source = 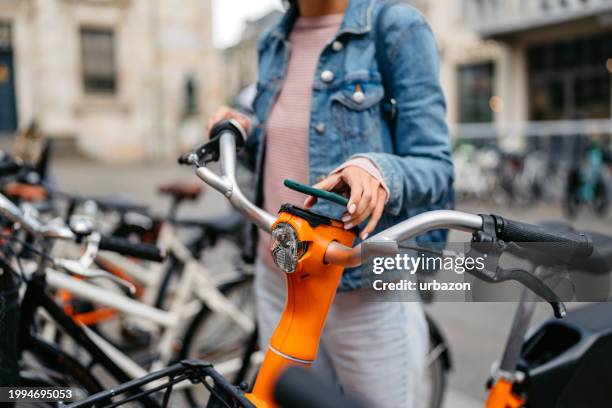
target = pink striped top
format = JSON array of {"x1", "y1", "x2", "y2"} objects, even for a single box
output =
[{"x1": 258, "y1": 14, "x2": 387, "y2": 271}]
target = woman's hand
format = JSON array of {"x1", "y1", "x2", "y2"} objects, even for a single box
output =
[
  {"x1": 303, "y1": 166, "x2": 388, "y2": 240},
  {"x1": 206, "y1": 106, "x2": 253, "y2": 136}
]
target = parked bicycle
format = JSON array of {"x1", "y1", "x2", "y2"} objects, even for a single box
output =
[
  {"x1": 65, "y1": 120, "x2": 603, "y2": 408},
  {"x1": 0, "y1": 156, "x2": 259, "y2": 407},
  {"x1": 563, "y1": 140, "x2": 611, "y2": 218}
]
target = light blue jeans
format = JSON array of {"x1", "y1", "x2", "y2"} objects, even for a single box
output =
[{"x1": 255, "y1": 260, "x2": 428, "y2": 408}]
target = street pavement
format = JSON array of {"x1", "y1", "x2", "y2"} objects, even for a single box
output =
[{"x1": 53, "y1": 159, "x2": 612, "y2": 408}]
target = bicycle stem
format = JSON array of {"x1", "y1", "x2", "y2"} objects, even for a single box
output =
[{"x1": 247, "y1": 211, "x2": 356, "y2": 408}]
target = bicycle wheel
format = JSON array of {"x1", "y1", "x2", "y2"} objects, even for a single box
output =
[
  {"x1": 420, "y1": 316, "x2": 449, "y2": 408},
  {"x1": 178, "y1": 275, "x2": 258, "y2": 407},
  {"x1": 420, "y1": 344, "x2": 447, "y2": 408},
  {"x1": 18, "y1": 336, "x2": 104, "y2": 407},
  {"x1": 593, "y1": 176, "x2": 609, "y2": 217}
]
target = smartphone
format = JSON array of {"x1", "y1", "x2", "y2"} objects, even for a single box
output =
[{"x1": 283, "y1": 179, "x2": 349, "y2": 207}]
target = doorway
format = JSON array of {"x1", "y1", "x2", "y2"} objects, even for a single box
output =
[{"x1": 0, "y1": 21, "x2": 17, "y2": 134}]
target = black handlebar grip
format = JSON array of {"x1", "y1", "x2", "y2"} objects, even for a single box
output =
[
  {"x1": 99, "y1": 235, "x2": 165, "y2": 262},
  {"x1": 209, "y1": 120, "x2": 246, "y2": 148},
  {"x1": 493, "y1": 215, "x2": 593, "y2": 259},
  {"x1": 274, "y1": 367, "x2": 367, "y2": 408},
  {"x1": 0, "y1": 159, "x2": 21, "y2": 177}
]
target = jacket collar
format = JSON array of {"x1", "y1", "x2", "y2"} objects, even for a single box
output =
[{"x1": 270, "y1": 0, "x2": 374, "y2": 41}]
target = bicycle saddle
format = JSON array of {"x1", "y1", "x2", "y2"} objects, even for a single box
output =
[
  {"x1": 157, "y1": 181, "x2": 203, "y2": 201},
  {"x1": 170, "y1": 211, "x2": 244, "y2": 236},
  {"x1": 82, "y1": 195, "x2": 149, "y2": 215}
]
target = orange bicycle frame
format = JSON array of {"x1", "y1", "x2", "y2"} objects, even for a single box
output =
[
  {"x1": 486, "y1": 378, "x2": 525, "y2": 408},
  {"x1": 246, "y1": 209, "x2": 355, "y2": 407}
]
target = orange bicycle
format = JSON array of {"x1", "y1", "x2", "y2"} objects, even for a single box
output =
[{"x1": 67, "y1": 120, "x2": 598, "y2": 408}]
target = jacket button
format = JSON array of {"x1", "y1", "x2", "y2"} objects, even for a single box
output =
[
  {"x1": 314, "y1": 123, "x2": 325, "y2": 134},
  {"x1": 353, "y1": 91, "x2": 365, "y2": 104},
  {"x1": 321, "y1": 70, "x2": 334, "y2": 83},
  {"x1": 331, "y1": 41, "x2": 343, "y2": 52}
]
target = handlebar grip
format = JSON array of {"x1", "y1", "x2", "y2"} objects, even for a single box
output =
[
  {"x1": 0, "y1": 159, "x2": 21, "y2": 177},
  {"x1": 99, "y1": 235, "x2": 165, "y2": 262},
  {"x1": 493, "y1": 215, "x2": 593, "y2": 259},
  {"x1": 274, "y1": 367, "x2": 367, "y2": 408},
  {"x1": 209, "y1": 120, "x2": 246, "y2": 148}
]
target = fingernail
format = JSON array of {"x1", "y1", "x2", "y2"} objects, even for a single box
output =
[
  {"x1": 362, "y1": 232, "x2": 369, "y2": 240},
  {"x1": 348, "y1": 203, "x2": 356, "y2": 214},
  {"x1": 344, "y1": 223, "x2": 353, "y2": 230},
  {"x1": 342, "y1": 215, "x2": 351, "y2": 222}
]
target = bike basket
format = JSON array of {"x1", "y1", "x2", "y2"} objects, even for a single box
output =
[{"x1": 62, "y1": 360, "x2": 256, "y2": 408}]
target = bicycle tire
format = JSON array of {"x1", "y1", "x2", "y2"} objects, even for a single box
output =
[
  {"x1": 422, "y1": 347, "x2": 447, "y2": 408},
  {"x1": 421, "y1": 314, "x2": 449, "y2": 408},
  {"x1": 19, "y1": 336, "x2": 104, "y2": 406},
  {"x1": 178, "y1": 275, "x2": 257, "y2": 408}
]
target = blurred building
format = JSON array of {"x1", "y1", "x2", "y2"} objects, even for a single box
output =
[
  {"x1": 218, "y1": 0, "x2": 610, "y2": 152},
  {"x1": 0, "y1": 0, "x2": 222, "y2": 162},
  {"x1": 422, "y1": 0, "x2": 612, "y2": 145},
  {"x1": 223, "y1": 10, "x2": 282, "y2": 106}
]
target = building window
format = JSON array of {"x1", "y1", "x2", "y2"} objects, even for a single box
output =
[
  {"x1": 458, "y1": 62, "x2": 495, "y2": 123},
  {"x1": 0, "y1": 21, "x2": 11, "y2": 49},
  {"x1": 80, "y1": 28, "x2": 116, "y2": 94},
  {"x1": 528, "y1": 31, "x2": 612, "y2": 120}
]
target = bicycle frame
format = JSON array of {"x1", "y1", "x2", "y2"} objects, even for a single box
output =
[
  {"x1": 485, "y1": 288, "x2": 535, "y2": 408},
  {"x1": 486, "y1": 261, "x2": 577, "y2": 408},
  {"x1": 18, "y1": 270, "x2": 160, "y2": 408},
  {"x1": 34, "y1": 259, "x2": 255, "y2": 381}
]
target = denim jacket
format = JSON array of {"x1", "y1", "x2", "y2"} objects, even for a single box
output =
[{"x1": 245, "y1": 0, "x2": 454, "y2": 291}]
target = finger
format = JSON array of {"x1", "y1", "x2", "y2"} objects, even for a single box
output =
[
  {"x1": 369, "y1": 179, "x2": 380, "y2": 214},
  {"x1": 215, "y1": 106, "x2": 231, "y2": 120},
  {"x1": 236, "y1": 115, "x2": 252, "y2": 134},
  {"x1": 312, "y1": 173, "x2": 342, "y2": 191},
  {"x1": 361, "y1": 194, "x2": 385, "y2": 240},
  {"x1": 344, "y1": 173, "x2": 363, "y2": 217},
  {"x1": 353, "y1": 177, "x2": 372, "y2": 220},
  {"x1": 303, "y1": 174, "x2": 341, "y2": 208},
  {"x1": 207, "y1": 107, "x2": 229, "y2": 134},
  {"x1": 303, "y1": 196, "x2": 317, "y2": 208},
  {"x1": 348, "y1": 180, "x2": 379, "y2": 229}
]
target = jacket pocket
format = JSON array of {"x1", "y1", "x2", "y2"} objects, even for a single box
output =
[{"x1": 330, "y1": 81, "x2": 385, "y2": 155}]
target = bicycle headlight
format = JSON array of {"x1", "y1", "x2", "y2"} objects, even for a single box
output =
[{"x1": 270, "y1": 222, "x2": 308, "y2": 273}]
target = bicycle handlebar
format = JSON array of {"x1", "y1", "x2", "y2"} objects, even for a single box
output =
[
  {"x1": 0, "y1": 191, "x2": 165, "y2": 263},
  {"x1": 180, "y1": 120, "x2": 596, "y2": 269},
  {"x1": 0, "y1": 192, "x2": 74, "y2": 239},
  {"x1": 491, "y1": 215, "x2": 593, "y2": 259},
  {"x1": 179, "y1": 121, "x2": 485, "y2": 264},
  {"x1": 0, "y1": 157, "x2": 22, "y2": 177},
  {"x1": 99, "y1": 235, "x2": 165, "y2": 262},
  {"x1": 179, "y1": 119, "x2": 276, "y2": 233}
]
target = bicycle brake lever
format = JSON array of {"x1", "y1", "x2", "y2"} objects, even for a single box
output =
[
  {"x1": 495, "y1": 267, "x2": 566, "y2": 318},
  {"x1": 55, "y1": 259, "x2": 137, "y2": 296},
  {"x1": 177, "y1": 143, "x2": 219, "y2": 167},
  {"x1": 466, "y1": 243, "x2": 566, "y2": 318},
  {"x1": 178, "y1": 120, "x2": 245, "y2": 167},
  {"x1": 54, "y1": 234, "x2": 137, "y2": 295}
]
